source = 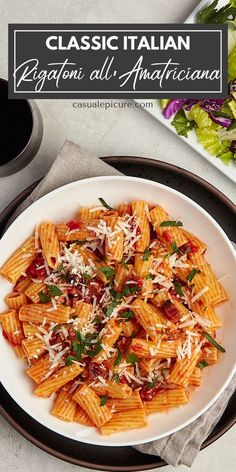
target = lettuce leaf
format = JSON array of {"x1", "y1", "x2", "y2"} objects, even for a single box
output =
[
  {"x1": 196, "y1": 127, "x2": 233, "y2": 165},
  {"x1": 188, "y1": 105, "x2": 216, "y2": 128},
  {"x1": 197, "y1": 0, "x2": 236, "y2": 24},
  {"x1": 228, "y1": 44, "x2": 236, "y2": 81},
  {"x1": 171, "y1": 110, "x2": 195, "y2": 138}
]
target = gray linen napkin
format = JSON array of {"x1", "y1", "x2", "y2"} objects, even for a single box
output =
[{"x1": 8, "y1": 140, "x2": 236, "y2": 467}]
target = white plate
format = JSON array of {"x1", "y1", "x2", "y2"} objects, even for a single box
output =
[
  {"x1": 0, "y1": 176, "x2": 236, "y2": 446},
  {"x1": 135, "y1": 0, "x2": 236, "y2": 184}
]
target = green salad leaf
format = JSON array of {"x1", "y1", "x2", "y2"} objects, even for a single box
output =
[
  {"x1": 196, "y1": 127, "x2": 233, "y2": 165},
  {"x1": 171, "y1": 110, "x2": 195, "y2": 138},
  {"x1": 197, "y1": 0, "x2": 236, "y2": 24},
  {"x1": 228, "y1": 44, "x2": 236, "y2": 81}
]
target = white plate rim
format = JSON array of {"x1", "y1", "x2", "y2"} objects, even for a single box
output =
[{"x1": 0, "y1": 175, "x2": 235, "y2": 446}]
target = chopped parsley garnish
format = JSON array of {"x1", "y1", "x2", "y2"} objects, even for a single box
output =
[
  {"x1": 187, "y1": 269, "x2": 201, "y2": 282},
  {"x1": 110, "y1": 289, "x2": 123, "y2": 301},
  {"x1": 123, "y1": 284, "x2": 141, "y2": 296},
  {"x1": 72, "y1": 339, "x2": 84, "y2": 362},
  {"x1": 130, "y1": 331, "x2": 137, "y2": 339},
  {"x1": 65, "y1": 355, "x2": 77, "y2": 366},
  {"x1": 119, "y1": 310, "x2": 135, "y2": 321},
  {"x1": 100, "y1": 395, "x2": 108, "y2": 406},
  {"x1": 113, "y1": 373, "x2": 120, "y2": 383},
  {"x1": 89, "y1": 339, "x2": 103, "y2": 357},
  {"x1": 121, "y1": 258, "x2": 129, "y2": 270},
  {"x1": 160, "y1": 220, "x2": 183, "y2": 227},
  {"x1": 39, "y1": 291, "x2": 50, "y2": 303},
  {"x1": 39, "y1": 284, "x2": 62, "y2": 303},
  {"x1": 72, "y1": 332, "x2": 101, "y2": 360},
  {"x1": 143, "y1": 248, "x2": 152, "y2": 261},
  {"x1": 57, "y1": 263, "x2": 65, "y2": 272},
  {"x1": 173, "y1": 280, "x2": 184, "y2": 297},
  {"x1": 203, "y1": 332, "x2": 225, "y2": 353},
  {"x1": 166, "y1": 241, "x2": 180, "y2": 259},
  {"x1": 106, "y1": 300, "x2": 119, "y2": 318},
  {"x1": 148, "y1": 378, "x2": 158, "y2": 388},
  {"x1": 100, "y1": 266, "x2": 116, "y2": 278},
  {"x1": 99, "y1": 197, "x2": 114, "y2": 210},
  {"x1": 114, "y1": 348, "x2": 122, "y2": 366},
  {"x1": 106, "y1": 289, "x2": 123, "y2": 317},
  {"x1": 48, "y1": 285, "x2": 63, "y2": 297},
  {"x1": 198, "y1": 360, "x2": 209, "y2": 369},
  {"x1": 126, "y1": 353, "x2": 139, "y2": 365},
  {"x1": 146, "y1": 273, "x2": 154, "y2": 280},
  {"x1": 83, "y1": 273, "x2": 92, "y2": 281}
]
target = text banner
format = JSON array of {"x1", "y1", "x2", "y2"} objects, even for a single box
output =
[{"x1": 8, "y1": 24, "x2": 228, "y2": 99}]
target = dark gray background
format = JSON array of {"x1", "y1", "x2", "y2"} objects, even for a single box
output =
[{"x1": 9, "y1": 24, "x2": 228, "y2": 99}]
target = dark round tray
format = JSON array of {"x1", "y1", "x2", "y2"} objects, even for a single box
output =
[{"x1": 0, "y1": 156, "x2": 235, "y2": 471}]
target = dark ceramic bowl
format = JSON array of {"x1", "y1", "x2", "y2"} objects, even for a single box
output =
[{"x1": 0, "y1": 78, "x2": 43, "y2": 177}]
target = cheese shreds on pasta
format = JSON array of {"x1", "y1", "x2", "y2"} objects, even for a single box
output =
[{"x1": 0, "y1": 200, "x2": 227, "y2": 436}]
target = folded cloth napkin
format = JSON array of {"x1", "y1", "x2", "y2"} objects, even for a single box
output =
[{"x1": 8, "y1": 140, "x2": 236, "y2": 467}]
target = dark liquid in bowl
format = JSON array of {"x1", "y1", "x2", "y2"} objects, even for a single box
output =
[{"x1": 1, "y1": 81, "x2": 33, "y2": 165}]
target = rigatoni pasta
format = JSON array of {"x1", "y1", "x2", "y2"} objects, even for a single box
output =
[{"x1": 0, "y1": 199, "x2": 228, "y2": 435}]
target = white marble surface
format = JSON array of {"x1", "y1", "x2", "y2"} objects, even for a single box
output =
[{"x1": 0, "y1": 0, "x2": 235, "y2": 471}]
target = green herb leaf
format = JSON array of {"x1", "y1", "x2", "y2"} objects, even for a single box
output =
[
  {"x1": 89, "y1": 339, "x2": 103, "y2": 357},
  {"x1": 126, "y1": 353, "x2": 139, "y2": 365},
  {"x1": 197, "y1": 0, "x2": 236, "y2": 24},
  {"x1": 114, "y1": 348, "x2": 122, "y2": 366},
  {"x1": 143, "y1": 249, "x2": 152, "y2": 261},
  {"x1": 160, "y1": 220, "x2": 183, "y2": 227},
  {"x1": 131, "y1": 331, "x2": 137, "y2": 339},
  {"x1": 148, "y1": 378, "x2": 158, "y2": 388},
  {"x1": 84, "y1": 333, "x2": 98, "y2": 346},
  {"x1": 187, "y1": 269, "x2": 201, "y2": 282},
  {"x1": 106, "y1": 300, "x2": 118, "y2": 318},
  {"x1": 166, "y1": 241, "x2": 180, "y2": 259},
  {"x1": 203, "y1": 332, "x2": 225, "y2": 353},
  {"x1": 173, "y1": 280, "x2": 184, "y2": 297},
  {"x1": 100, "y1": 266, "x2": 116, "y2": 278},
  {"x1": 146, "y1": 273, "x2": 154, "y2": 280},
  {"x1": 172, "y1": 109, "x2": 195, "y2": 138},
  {"x1": 38, "y1": 291, "x2": 50, "y2": 303},
  {"x1": 48, "y1": 285, "x2": 63, "y2": 297},
  {"x1": 123, "y1": 284, "x2": 141, "y2": 296},
  {"x1": 65, "y1": 355, "x2": 77, "y2": 366},
  {"x1": 72, "y1": 339, "x2": 84, "y2": 362},
  {"x1": 100, "y1": 395, "x2": 108, "y2": 406},
  {"x1": 110, "y1": 289, "x2": 123, "y2": 301},
  {"x1": 76, "y1": 331, "x2": 84, "y2": 342},
  {"x1": 183, "y1": 246, "x2": 191, "y2": 255},
  {"x1": 113, "y1": 373, "x2": 120, "y2": 383},
  {"x1": 121, "y1": 258, "x2": 129, "y2": 270},
  {"x1": 57, "y1": 263, "x2": 65, "y2": 272},
  {"x1": 170, "y1": 241, "x2": 180, "y2": 255},
  {"x1": 119, "y1": 310, "x2": 135, "y2": 321},
  {"x1": 99, "y1": 197, "x2": 114, "y2": 210},
  {"x1": 197, "y1": 360, "x2": 209, "y2": 369},
  {"x1": 83, "y1": 273, "x2": 92, "y2": 281}
]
